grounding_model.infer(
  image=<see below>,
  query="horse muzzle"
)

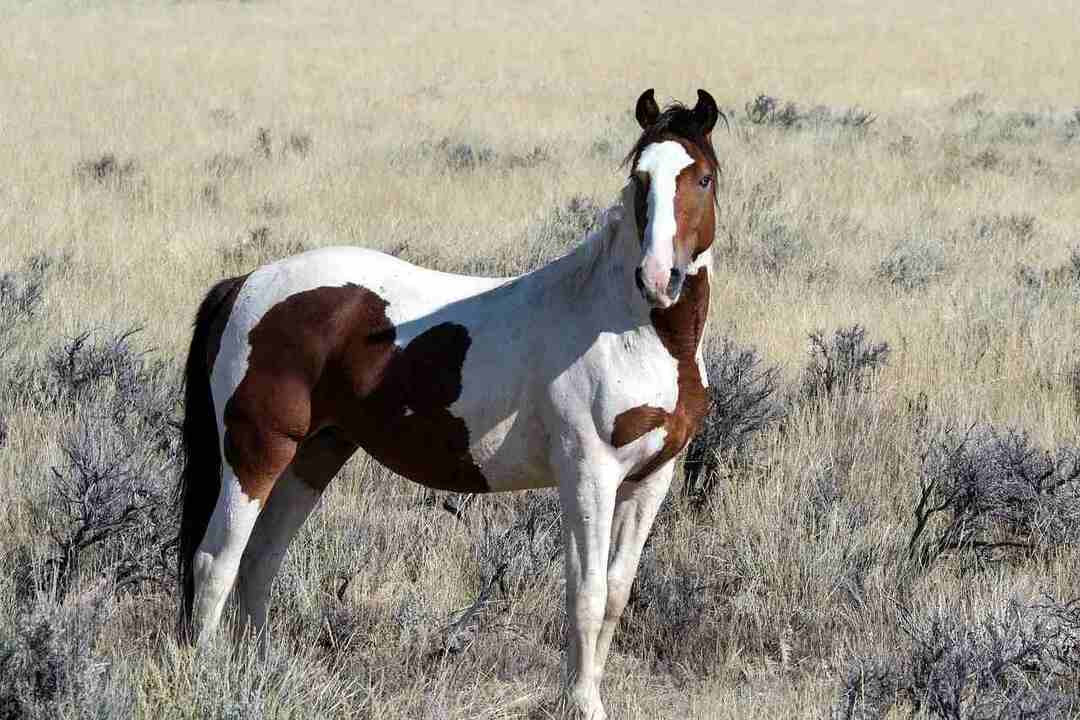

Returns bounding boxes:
[635,266,683,308]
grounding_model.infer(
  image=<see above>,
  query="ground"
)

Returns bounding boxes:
[1,1,1078,717]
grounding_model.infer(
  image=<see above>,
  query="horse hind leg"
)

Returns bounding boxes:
[189,424,299,646]
[235,428,358,643]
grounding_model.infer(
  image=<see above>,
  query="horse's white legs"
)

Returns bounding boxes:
[235,468,322,640]
[235,429,356,644]
[594,459,675,675]
[190,465,267,646]
[557,450,619,720]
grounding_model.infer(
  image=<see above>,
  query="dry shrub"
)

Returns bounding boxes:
[836,597,1080,720]
[0,253,65,359]
[74,154,138,188]
[683,337,782,504]
[973,212,1038,244]
[907,425,1080,571]
[442,492,561,658]
[204,152,251,179]
[0,326,180,603]
[800,325,890,403]
[877,238,948,292]
[0,587,135,720]
[1015,249,1080,293]
[285,131,313,158]
[745,94,874,131]
[254,127,273,160]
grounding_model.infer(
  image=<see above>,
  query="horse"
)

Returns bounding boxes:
[177,88,722,719]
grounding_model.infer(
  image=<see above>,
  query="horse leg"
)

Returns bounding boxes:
[190,425,298,646]
[235,429,358,643]
[557,449,619,720]
[593,459,675,676]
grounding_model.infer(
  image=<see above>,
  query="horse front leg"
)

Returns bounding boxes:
[594,459,675,676]
[556,450,619,720]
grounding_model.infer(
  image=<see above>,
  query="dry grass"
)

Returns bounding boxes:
[2,0,1080,717]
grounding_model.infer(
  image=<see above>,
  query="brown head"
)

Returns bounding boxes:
[625,89,722,308]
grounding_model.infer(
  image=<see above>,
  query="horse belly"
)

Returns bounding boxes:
[466,410,553,491]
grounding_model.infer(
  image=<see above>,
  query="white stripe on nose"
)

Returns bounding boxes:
[635,141,693,302]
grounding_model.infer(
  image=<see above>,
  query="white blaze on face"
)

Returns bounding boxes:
[635,141,693,302]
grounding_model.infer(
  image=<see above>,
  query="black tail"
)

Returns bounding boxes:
[176,274,247,641]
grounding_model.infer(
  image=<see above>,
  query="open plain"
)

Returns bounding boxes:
[1,1,1079,717]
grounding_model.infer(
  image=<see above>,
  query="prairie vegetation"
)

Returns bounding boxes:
[1,1,1079,717]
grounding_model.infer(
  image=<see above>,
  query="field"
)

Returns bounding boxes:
[2,0,1080,717]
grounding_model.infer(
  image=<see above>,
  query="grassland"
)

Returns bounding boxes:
[1,1,1079,717]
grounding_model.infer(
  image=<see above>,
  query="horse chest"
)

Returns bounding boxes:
[606,269,710,481]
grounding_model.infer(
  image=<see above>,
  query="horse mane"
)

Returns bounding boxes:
[622,102,721,174]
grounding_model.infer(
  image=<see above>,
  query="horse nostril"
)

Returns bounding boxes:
[634,267,646,293]
[667,268,684,298]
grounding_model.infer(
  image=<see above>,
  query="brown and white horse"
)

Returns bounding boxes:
[178,89,721,719]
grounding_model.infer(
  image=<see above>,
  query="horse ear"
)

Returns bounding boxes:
[635,89,660,129]
[692,89,720,135]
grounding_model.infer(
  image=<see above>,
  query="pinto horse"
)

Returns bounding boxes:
[177,89,721,719]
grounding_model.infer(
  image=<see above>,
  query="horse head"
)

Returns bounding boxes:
[626,88,722,308]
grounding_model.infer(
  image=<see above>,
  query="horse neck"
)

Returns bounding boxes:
[527,183,650,321]
[514,183,712,358]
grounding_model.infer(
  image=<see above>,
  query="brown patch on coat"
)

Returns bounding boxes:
[223,283,487,501]
[611,269,710,481]
[671,140,717,264]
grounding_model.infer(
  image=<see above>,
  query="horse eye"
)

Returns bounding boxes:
[699,175,712,188]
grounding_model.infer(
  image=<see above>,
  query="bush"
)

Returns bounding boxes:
[424,138,496,172]
[683,337,782,504]
[973,212,1038,244]
[801,325,890,403]
[285,131,313,158]
[971,148,1003,171]
[0,588,135,720]
[0,252,65,358]
[254,127,273,159]
[745,94,874,131]
[204,152,251,179]
[1015,249,1080,293]
[42,421,177,600]
[877,239,948,292]
[18,329,179,434]
[835,597,1080,720]
[444,492,562,657]
[907,425,1080,570]
[5,329,181,599]
[74,154,137,188]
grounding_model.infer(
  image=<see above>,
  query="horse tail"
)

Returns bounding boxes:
[176,274,245,640]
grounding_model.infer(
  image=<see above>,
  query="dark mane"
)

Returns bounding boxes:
[622,102,723,174]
